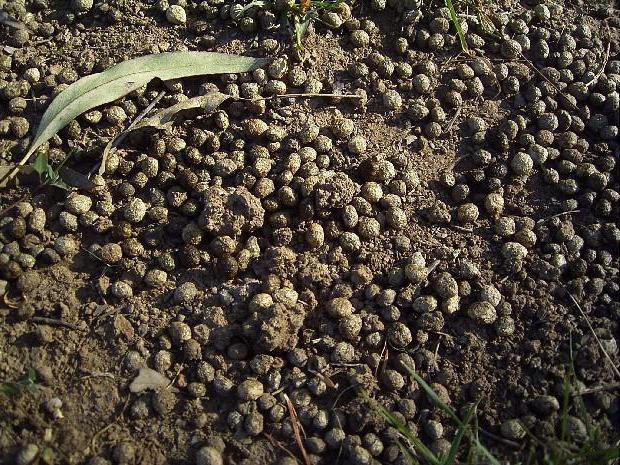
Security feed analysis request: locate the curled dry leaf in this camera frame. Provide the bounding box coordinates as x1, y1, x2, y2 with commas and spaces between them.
0, 51, 269, 186
99, 91, 230, 175
132, 92, 231, 132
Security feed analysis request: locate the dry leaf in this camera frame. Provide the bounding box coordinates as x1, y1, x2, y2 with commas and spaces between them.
0, 51, 269, 186
132, 92, 231, 132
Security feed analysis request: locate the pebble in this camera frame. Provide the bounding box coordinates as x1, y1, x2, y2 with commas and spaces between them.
99, 243, 122, 264
479, 285, 501, 306
174, 282, 197, 304
502, 242, 528, 261
124, 199, 147, 223
53, 236, 77, 256
144, 269, 167, 288
110, 281, 133, 299
237, 379, 264, 401
71, 0, 93, 11
387, 322, 413, 348
326, 297, 354, 319
166, 5, 187, 25
195, 446, 223, 465
467, 301, 497, 324
500, 419, 526, 439
65, 193, 92, 215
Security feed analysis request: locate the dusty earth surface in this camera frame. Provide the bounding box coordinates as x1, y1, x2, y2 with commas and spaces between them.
0, 0, 619, 464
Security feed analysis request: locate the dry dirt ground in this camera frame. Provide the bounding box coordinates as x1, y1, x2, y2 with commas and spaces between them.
0, 0, 619, 464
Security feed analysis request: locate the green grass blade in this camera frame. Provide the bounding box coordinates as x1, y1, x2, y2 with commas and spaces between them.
473, 441, 501, 465
445, 0, 469, 53
560, 374, 571, 442
313, 0, 344, 9
32, 153, 48, 177
397, 441, 422, 465
404, 366, 501, 465
444, 402, 478, 465
405, 366, 461, 424
294, 16, 311, 49
0, 382, 20, 397
378, 403, 442, 465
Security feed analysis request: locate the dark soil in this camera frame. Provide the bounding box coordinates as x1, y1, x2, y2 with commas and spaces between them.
0, 0, 619, 464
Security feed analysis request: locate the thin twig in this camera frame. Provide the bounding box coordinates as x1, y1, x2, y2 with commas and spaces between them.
94, 90, 166, 176
519, 52, 579, 111
32, 317, 85, 331
585, 41, 611, 87
80, 370, 115, 380
536, 210, 581, 224
264, 433, 300, 463
478, 428, 521, 449
431, 339, 441, 373
375, 340, 388, 379
446, 106, 462, 132
241, 93, 363, 101
450, 224, 474, 233
165, 364, 184, 390
566, 291, 620, 379
89, 395, 130, 455
573, 382, 620, 396
307, 369, 338, 389
331, 384, 359, 410
283, 394, 311, 465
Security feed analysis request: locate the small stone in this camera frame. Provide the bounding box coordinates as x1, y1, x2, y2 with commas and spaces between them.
166, 5, 187, 25
174, 282, 197, 304
28, 208, 46, 233
144, 269, 167, 288
467, 301, 497, 324
105, 106, 127, 125
16, 271, 40, 293
325, 297, 354, 319
348, 135, 367, 154
54, 236, 77, 256
511, 152, 534, 176
169, 321, 192, 345
500, 419, 526, 440
387, 322, 412, 348
244, 411, 264, 436
195, 446, 224, 465
456, 203, 479, 223
479, 285, 501, 306
237, 379, 264, 401
110, 281, 133, 299
501, 39, 522, 59
433, 272, 458, 298
495, 316, 515, 336
386, 207, 407, 229
530, 395, 560, 416
502, 242, 528, 261
306, 223, 325, 248
124, 198, 147, 223
72, 0, 93, 11
350, 30, 370, 48
99, 243, 123, 265
383, 90, 403, 110
484, 193, 504, 216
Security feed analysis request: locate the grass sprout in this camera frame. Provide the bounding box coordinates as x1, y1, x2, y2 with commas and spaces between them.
366, 361, 619, 465
0, 368, 40, 398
